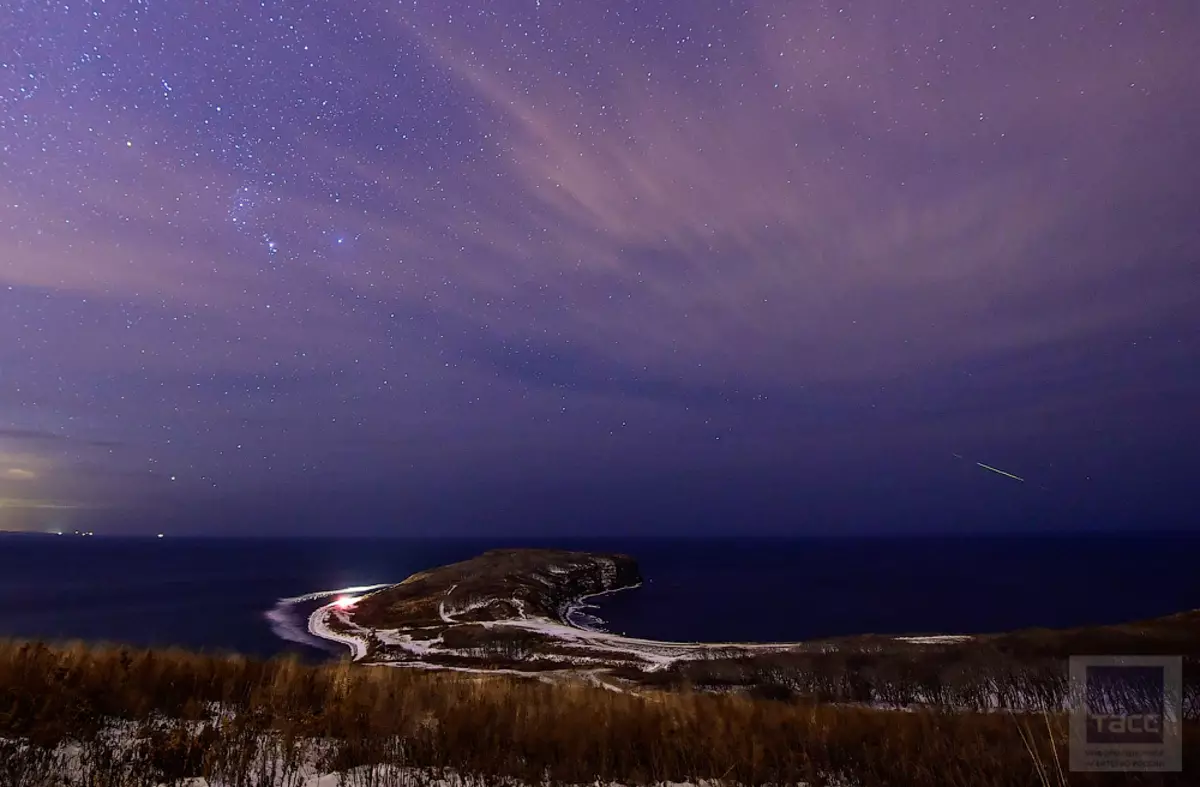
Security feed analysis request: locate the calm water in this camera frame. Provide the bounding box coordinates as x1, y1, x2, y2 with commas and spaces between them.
0, 535, 1196, 657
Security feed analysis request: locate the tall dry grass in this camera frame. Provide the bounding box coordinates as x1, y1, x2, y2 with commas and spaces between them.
0, 639, 1195, 786
651, 648, 1200, 716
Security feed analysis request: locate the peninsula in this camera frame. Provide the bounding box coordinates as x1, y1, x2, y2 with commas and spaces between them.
308, 547, 1200, 697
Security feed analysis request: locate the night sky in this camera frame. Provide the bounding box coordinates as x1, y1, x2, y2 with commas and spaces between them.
2, 0, 1197, 537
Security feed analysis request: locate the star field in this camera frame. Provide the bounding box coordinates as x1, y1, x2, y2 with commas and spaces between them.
1, 0, 1198, 535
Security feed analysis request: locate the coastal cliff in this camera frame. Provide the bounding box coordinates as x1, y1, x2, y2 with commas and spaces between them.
306, 547, 1200, 697
348, 548, 642, 631
308, 548, 822, 677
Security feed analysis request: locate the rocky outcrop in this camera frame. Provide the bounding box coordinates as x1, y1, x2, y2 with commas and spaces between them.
348, 548, 642, 631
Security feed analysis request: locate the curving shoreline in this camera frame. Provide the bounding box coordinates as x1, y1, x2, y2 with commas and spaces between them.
266, 583, 392, 654
297, 549, 1200, 701
301, 549, 841, 672
562, 582, 644, 632
308, 599, 372, 660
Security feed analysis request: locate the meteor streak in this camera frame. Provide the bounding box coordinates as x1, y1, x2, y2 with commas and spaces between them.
952, 453, 1025, 482
974, 462, 1025, 482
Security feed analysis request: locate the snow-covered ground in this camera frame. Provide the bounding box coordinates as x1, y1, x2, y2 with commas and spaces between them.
3, 735, 775, 787
299, 575, 974, 682
4, 711, 818, 787
151, 777, 741, 787
308, 604, 371, 661
894, 635, 973, 645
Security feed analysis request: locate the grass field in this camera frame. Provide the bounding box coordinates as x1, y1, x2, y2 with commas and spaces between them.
1, 639, 1196, 786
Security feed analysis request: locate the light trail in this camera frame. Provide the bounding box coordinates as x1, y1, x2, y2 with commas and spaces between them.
974, 462, 1025, 482
952, 453, 1026, 483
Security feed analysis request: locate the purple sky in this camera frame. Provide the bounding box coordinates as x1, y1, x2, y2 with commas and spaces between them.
2, 0, 1198, 536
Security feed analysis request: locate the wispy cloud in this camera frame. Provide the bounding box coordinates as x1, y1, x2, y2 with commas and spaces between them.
0, 498, 93, 510
0, 428, 120, 449
0, 429, 62, 442
0, 0, 1197, 532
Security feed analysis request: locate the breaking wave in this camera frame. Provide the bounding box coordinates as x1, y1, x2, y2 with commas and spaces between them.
264, 584, 391, 651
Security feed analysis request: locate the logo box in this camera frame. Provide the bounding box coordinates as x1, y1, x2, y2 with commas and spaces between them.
1069, 655, 1182, 772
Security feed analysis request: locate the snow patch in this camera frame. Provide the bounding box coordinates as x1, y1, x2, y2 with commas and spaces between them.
895, 635, 973, 645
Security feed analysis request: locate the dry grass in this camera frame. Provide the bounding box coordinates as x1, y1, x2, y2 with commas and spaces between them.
643, 646, 1199, 717
0, 639, 1195, 786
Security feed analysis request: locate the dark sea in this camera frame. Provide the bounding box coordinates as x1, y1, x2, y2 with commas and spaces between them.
0, 535, 1197, 658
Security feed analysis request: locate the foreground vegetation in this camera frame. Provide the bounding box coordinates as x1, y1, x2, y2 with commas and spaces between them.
1, 640, 1197, 786
635, 611, 1200, 710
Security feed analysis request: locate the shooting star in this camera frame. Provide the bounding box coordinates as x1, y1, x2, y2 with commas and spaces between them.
974, 462, 1025, 482
952, 453, 1025, 482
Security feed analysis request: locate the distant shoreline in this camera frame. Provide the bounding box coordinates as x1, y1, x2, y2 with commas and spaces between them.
295, 547, 1200, 698
299, 549, 955, 681
3, 536, 1194, 666
562, 582, 644, 633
